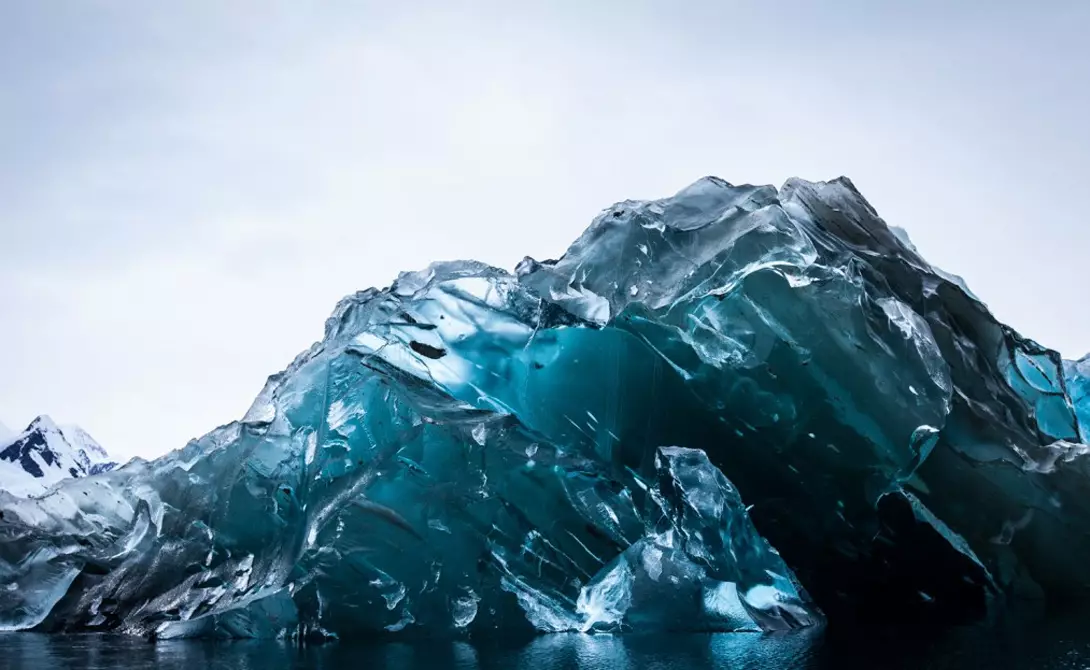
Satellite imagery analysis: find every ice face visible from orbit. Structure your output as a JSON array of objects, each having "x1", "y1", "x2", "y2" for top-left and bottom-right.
[
  {"x1": 1064, "y1": 356, "x2": 1090, "y2": 441},
  {"x1": 570, "y1": 448, "x2": 817, "y2": 634},
  {"x1": 1, "y1": 176, "x2": 1087, "y2": 638}
]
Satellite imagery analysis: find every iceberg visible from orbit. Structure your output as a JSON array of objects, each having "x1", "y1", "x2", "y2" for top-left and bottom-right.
[{"x1": 1, "y1": 176, "x2": 1087, "y2": 638}]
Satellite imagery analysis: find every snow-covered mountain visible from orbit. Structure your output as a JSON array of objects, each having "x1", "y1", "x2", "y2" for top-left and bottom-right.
[{"x1": 0, "y1": 416, "x2": 115, "y2": 496}]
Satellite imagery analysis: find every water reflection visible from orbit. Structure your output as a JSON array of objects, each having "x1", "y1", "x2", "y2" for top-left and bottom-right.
[
  {"x1": 517, "y1": 630, "x2": 824, "y2": 670},
  {"x1": 519, "y1": 634, "x2": 633, "y2": 669},
  {"x1": 3, "y1": 613, "x2": 1090, "y2": 670},
  {"x1": 0, "y1": 631, "x2": 821, "y2": 670}
]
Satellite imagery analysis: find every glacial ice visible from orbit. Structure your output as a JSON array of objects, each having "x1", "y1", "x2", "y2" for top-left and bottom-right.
[
  {"x1": 1064, "y1": 356, "x2": 1090, "y2": 441},
  {"x1": 2, "y1": 175, "x2": 1089, "y2": 639}
]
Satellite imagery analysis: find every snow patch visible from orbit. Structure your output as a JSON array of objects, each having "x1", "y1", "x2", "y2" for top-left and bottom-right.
[{"x1": 0, "y1": 416, "x2": 113, "y2": 497}]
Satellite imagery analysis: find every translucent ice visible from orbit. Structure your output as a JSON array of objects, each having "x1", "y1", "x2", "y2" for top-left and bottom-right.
[
  {"x1": 1064, "y1": 355, "x2": 1090, "y2": 440},
  {"x1": 2, "y1": 176, "x2": 1089, "y2": 638},
  {"x1": 571, "y1": 448, "x2": 816, "y2": 633}
]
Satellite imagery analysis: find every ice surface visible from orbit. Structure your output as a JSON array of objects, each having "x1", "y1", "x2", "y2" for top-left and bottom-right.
[
  {"x1": 2, "y1": 176, "x2": 1089, "y2": 638},
  {"x1": 1064, "y1": 355, "x2": 1090, "y2": 441},
  {"x1": 569, "y1": 447, "x2": 817, "y2": 633}
]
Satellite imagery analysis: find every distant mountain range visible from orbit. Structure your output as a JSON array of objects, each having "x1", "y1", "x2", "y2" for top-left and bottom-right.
[{"x1": 0, "y1": 415, "x2": 115, "y2": 497}]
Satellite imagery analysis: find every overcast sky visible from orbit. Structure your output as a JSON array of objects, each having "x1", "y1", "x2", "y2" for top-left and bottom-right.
[{"x1": 2, "y1": 1, "x2": 1088, "y2": 460}]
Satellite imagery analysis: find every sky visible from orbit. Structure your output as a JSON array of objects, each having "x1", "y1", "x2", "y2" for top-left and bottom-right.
[{"x1": 1, "y1": 1, "x2": 1088, "y2": 460}]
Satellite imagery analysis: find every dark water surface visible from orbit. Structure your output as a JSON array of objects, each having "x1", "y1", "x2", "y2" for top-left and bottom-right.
[{"x1": 4, "y1": 609, "x2": 1090, "y2": 669}]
